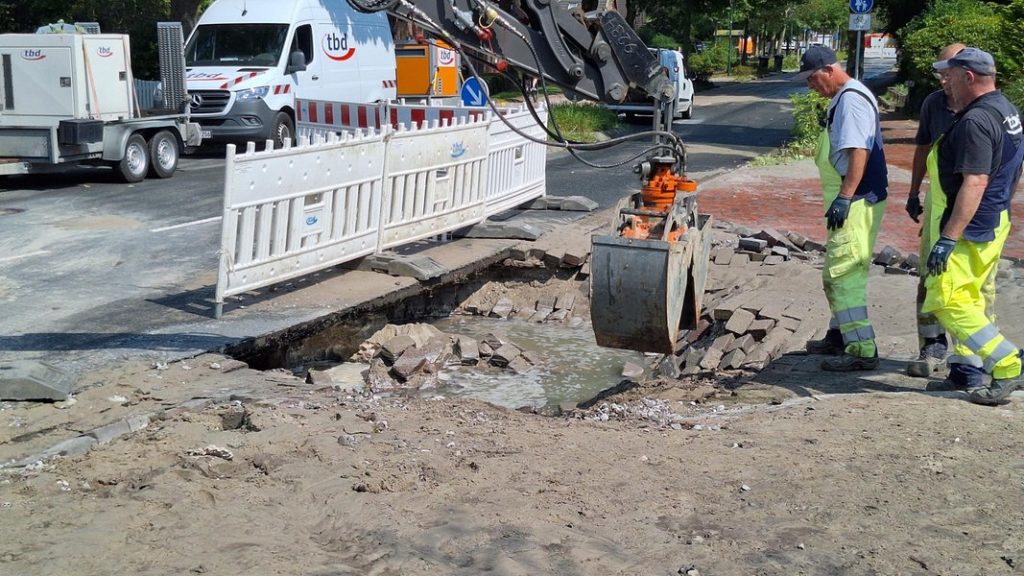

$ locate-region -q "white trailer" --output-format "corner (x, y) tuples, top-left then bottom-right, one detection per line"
(0, 24), (202, 182)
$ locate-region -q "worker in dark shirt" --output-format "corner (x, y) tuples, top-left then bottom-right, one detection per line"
(923, 47), (1024, 405)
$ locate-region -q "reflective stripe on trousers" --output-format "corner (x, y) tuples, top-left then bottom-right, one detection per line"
(815, 129), (884, 358)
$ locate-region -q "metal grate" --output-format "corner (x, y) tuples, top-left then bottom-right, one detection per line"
(188, 90), (231, 114)
(74, 22), (101, 34)
(157, 22), (188, 113)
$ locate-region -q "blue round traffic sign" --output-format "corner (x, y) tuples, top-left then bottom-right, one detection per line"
(850, 0), (873, 13)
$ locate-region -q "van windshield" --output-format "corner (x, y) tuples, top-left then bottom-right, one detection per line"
(185, 24), (289, 67)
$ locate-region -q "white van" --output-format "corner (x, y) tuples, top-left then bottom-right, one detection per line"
(184, 0), (397, 147)
(606, 48), (694, 120)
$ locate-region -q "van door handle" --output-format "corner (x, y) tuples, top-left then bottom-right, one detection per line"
(311, 75), (319, 80)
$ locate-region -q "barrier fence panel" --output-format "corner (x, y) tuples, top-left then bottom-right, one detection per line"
(215, 131), (386, 317)
(484, 105), (548, 213)
(295, 99), (387, 140)
(378, 116), (490, 250)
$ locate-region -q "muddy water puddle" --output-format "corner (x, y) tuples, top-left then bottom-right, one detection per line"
(429, 317), (645, 409)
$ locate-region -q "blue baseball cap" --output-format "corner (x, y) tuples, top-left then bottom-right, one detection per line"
(795, 46), (837, 81)
(933, 47), (996, 76)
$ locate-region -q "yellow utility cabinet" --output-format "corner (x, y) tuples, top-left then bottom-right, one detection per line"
(395, 41), (460, 97)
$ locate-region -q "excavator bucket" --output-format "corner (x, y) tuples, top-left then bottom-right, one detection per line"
(590, 195), (712, 354)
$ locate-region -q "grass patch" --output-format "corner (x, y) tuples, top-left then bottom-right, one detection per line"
(750, 138), (816, 166)
(548, 102), (618, 143)
(489, 85), (562, 102)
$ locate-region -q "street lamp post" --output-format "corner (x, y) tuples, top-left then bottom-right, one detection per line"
(726, 0), (733, 75)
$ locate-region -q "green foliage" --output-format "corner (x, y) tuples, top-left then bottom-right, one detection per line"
(782, 53), (800, 71)
(548, 103), (618, 143)
(789, 90), (829, 153)
(792, 0), (848, 34)
(688, 42), (730, 82)
(730, 64), (756, 80)
(638, 28), (679, 49)
(899, 0), (1001, 88)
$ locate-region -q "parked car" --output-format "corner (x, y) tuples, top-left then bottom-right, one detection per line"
(605, 48), (694, 120)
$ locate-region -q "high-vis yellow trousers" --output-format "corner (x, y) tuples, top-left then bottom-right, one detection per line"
(815, 130), (885, 358)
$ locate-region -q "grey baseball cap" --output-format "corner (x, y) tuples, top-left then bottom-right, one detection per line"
(933, 47), (996, 76)
(794, 45), (837, 81)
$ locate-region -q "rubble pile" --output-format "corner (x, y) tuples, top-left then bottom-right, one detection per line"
(454, 291), (584, 326)
(325, 324), (544, 393)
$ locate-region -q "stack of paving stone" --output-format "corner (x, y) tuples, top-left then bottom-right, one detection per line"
(362, 330), (541, 392)
(459, 292), (582, 325)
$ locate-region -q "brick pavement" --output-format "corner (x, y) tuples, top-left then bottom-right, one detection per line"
(699, 114), (1024, 261)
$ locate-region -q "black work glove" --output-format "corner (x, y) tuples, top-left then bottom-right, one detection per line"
(825, 196), (852, 231)
(927, 236), (957, 276)
(906, 194), (923, 223)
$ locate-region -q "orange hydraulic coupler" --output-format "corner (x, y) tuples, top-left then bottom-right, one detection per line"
(621, 164), (697, 242)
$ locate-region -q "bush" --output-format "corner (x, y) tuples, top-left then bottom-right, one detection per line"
(730, 65), (757, 80)
(688, 42), (730, 82)
(900, 0), (1002, 89)
(789, 90), (830, 153)
(782, 53), (800, 71)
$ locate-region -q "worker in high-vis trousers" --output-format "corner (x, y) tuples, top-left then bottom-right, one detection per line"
(924, 47), (1024, 405)
(795, 46), (888, 372)
(906, 43), (966, 380)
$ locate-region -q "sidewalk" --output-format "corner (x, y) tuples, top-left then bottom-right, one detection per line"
(700, 114), (1024, 261)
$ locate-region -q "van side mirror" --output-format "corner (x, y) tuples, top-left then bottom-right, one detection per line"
(286, 50), (306, 74)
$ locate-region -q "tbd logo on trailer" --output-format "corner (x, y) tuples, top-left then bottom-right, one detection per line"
(21, 49), (45, 61)
(97, 46), (114, 58)
(322, 32), (355, 61)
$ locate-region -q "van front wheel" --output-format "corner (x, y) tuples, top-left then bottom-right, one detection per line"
(271, 112), (295, 149)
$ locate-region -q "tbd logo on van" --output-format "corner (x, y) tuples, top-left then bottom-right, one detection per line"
(322, 32), (355, 61)
(97, 46), (114, 58)
(21, 49), (45, 61)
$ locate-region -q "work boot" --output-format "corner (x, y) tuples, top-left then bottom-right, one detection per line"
(945, 363), (985, 390)
(967, 374), (1023, 406)
(821, 353), (879, 372)
(967, 352), (1023, 406)
(806, 330), (844, 355)
(907, 342), (948, 378)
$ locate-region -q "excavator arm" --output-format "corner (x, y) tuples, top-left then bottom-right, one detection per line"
(347, 0), (673, 105)
(346, 0), (711, 355)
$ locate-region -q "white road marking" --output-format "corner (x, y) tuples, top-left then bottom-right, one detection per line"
(151, 216), (222, 233)
(0, 250), (50, 264)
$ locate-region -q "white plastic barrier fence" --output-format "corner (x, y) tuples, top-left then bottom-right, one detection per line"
(379, 117), (490, 249)
(484, 105), (548, 213)
(215, 131), (386, 317)
(217, 102), (548, 316)
(298, 99), (548, 214)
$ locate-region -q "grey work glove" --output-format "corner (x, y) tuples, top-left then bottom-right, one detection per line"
(825, 196), (852, 231)
(906, 194), (923, 223)
(927, 236), (957, 276)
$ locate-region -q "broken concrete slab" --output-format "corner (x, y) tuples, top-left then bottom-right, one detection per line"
(714, 249), (735, 266)
(874, 245), (903, 266)
(748, 319), (776, 341)
(454, 221), (543, 240)
(622, 361), (645, 379)
(738, 237), (768, 252)
(753, 228), (788, 247)
(554, 293), (576, 311)
(764, 255), (785, 265)
(721, 349), (747, 370)
(454, 335), (480, 365)
(725, 308), (756, 335)
(389, 256), (446, 280)
(0, 360), (73, 401)
(490, 344), (522, 368)
(559, 196), (599, 211)
(391, 352), (428, 382)
(380, 335), (417, 362)
(489, 297), (515, 319)
(546, 309), (569, 322)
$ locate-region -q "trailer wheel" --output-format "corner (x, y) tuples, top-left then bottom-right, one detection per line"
(271, 112), (295, 149)
(148, 130), (179, 178)
(116, 133), (149, 183)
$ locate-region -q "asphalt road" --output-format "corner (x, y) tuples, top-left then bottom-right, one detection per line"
(0, 63), (894, 369)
